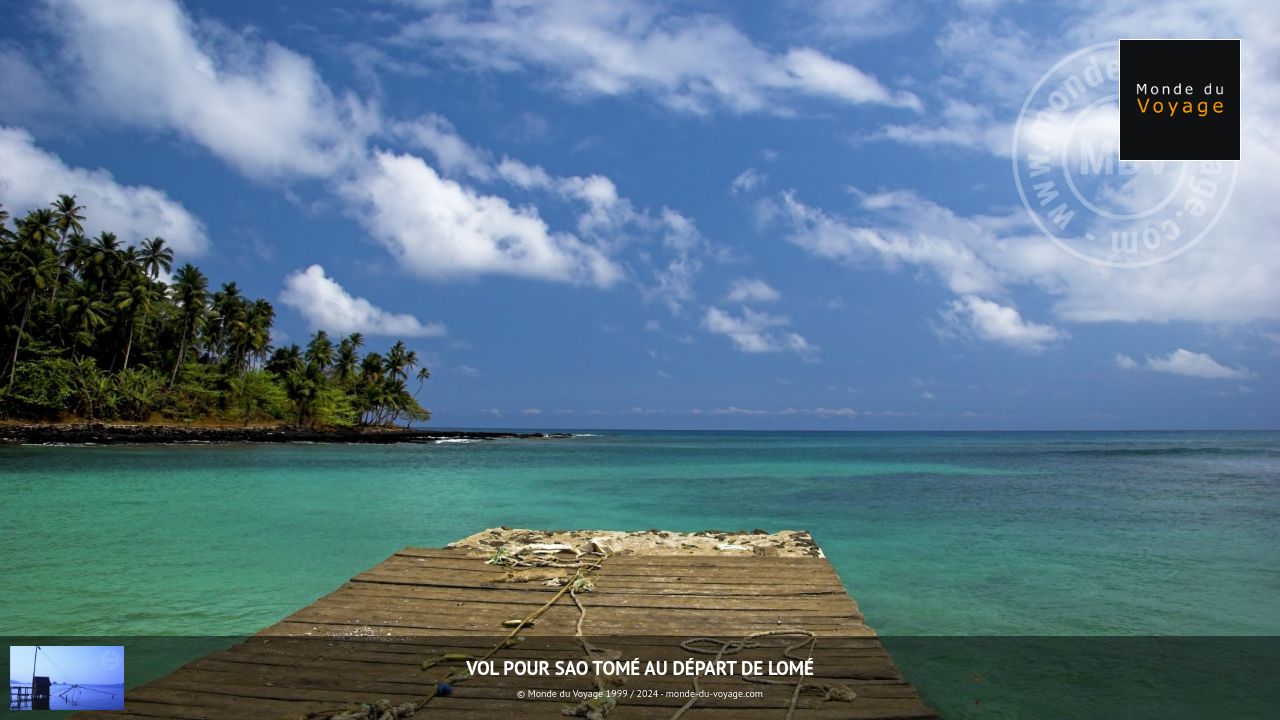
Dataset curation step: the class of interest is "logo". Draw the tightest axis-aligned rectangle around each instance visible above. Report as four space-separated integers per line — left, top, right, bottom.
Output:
1013 42 1238 267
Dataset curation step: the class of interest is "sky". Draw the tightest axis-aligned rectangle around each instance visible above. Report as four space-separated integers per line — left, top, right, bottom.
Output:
0 0 1275 430
9 645 125 685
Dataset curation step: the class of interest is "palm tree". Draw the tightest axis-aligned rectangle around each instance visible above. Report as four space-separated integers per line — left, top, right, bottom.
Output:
51 195 85 248
283 366 319 428
49 195 85 297
138 237 174 280
266 343 303 377
79 231 122 294
414 366 431 397
244 299 274 370
333 335 361 387
208 282 242 363
63 233 92 277
169 263 208 386
114 269 158 371
61 287 109 359
385 340 418 382
304 330 334 372
4 210 59 390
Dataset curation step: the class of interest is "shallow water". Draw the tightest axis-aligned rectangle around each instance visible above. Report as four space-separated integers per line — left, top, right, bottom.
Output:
2 430 1277 717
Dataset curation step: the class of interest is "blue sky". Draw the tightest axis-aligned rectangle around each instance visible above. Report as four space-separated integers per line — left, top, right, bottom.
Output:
0 0 1275 430
9 645 124 685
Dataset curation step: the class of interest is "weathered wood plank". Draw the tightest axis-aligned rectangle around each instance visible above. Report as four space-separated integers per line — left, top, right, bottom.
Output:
73 543 937 720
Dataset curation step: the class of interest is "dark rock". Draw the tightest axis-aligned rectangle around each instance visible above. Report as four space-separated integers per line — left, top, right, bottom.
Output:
0 423 564 446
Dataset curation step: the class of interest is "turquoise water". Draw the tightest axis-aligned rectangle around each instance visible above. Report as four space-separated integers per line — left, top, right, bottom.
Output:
2 431 1277 717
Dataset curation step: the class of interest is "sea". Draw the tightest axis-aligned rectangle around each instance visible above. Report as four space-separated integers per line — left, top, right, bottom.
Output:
6 683 124 712
1 430 1276 718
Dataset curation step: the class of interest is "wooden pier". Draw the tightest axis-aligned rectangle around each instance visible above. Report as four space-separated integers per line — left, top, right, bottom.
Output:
73 530 938 719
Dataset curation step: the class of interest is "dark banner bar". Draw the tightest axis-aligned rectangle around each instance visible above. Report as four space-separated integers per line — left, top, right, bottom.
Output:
5 636 1277 719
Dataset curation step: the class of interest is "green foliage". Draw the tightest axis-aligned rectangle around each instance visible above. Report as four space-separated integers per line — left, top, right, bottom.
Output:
0 194 433 427
68 357 115 420
227 370 289 425
166 362 223 420
311 383 357 428
5 351 75 419
114 368 165 421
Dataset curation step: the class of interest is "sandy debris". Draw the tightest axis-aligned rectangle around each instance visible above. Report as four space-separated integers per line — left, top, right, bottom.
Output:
446 527 824 559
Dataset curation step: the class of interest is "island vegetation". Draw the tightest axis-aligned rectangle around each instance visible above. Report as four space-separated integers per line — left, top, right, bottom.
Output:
0 194 430 428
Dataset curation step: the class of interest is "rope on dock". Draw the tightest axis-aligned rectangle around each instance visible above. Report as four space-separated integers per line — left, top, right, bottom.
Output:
295 546 611 720
669 629 857 720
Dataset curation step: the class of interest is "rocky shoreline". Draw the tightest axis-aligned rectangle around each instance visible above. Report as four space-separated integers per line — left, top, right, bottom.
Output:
0 422 571 445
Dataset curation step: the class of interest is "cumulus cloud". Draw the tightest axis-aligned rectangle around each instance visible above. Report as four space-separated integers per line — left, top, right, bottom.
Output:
776 182 1280 327
341 151 623 286
1118 348 1255 380
1114 353 1139 370
779 190 1000 296
939 295 1067 353
821 0 1280 335
46 0 374 179
703 306 817 356
0 126 207 255
393 0 919 114
29 0 710 298
730 168 766 194
725 278 781 303
279 264 446 337
393 113 494 181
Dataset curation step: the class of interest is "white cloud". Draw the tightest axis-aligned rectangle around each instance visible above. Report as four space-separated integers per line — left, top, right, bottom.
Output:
0 126 207 255
47 0 374 180
830 0 1280 332
1114 353 1139 370
725 278 781 303
780 190 1000 296
730 168 766 194
492 156 711 308
394 0 919 115
700 406 770 416
341 150 623 286
787 0 916 42
703 306 818 356
777 183 1280 326
1119 348 1255 380
279 264 446 337
393 113 493 180
521 407 542 415
940 295 1067 353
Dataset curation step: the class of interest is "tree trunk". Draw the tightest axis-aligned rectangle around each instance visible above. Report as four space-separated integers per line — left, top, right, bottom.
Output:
169 324 189 387
6 288 36 391
121 316 136 372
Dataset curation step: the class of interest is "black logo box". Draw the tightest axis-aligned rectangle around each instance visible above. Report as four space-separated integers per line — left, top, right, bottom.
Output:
1120 39 1240 161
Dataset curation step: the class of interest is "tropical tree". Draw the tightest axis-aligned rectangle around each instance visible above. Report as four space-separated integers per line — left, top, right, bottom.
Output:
0 193 436 427
304 330 334 372
113 269 158 371
51 194 85 247
138 236 173 280
169 263 208 386
4 210 60 390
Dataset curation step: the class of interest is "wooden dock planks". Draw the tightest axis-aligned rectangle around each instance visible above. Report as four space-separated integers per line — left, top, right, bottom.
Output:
73 546 939 720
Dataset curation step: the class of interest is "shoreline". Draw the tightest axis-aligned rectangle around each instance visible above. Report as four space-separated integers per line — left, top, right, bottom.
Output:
0 422 570 445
